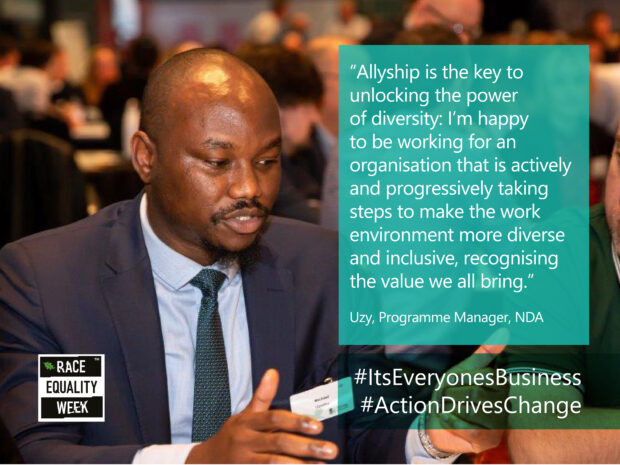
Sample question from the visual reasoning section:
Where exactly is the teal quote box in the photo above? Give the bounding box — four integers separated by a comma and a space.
338, 45, 589, 345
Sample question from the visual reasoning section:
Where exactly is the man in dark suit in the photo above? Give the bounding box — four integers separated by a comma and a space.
0, 49, 500, 463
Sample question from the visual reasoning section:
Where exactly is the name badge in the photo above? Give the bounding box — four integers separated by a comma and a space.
290, 377, 354, 421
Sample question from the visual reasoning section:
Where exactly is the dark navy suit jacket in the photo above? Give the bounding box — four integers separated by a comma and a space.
0, 195, 407, 463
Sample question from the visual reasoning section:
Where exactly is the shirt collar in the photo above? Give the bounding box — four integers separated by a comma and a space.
140, 193, 239, 291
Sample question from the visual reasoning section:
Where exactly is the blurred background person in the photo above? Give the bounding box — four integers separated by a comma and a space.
0, 40, 72, 141
281, 11, 311, 51
403, 0, 483, 44
0, 35, 19, 80
239, 45, 329, 203
0, 40, 54, 117
307, 35, 355, 229
100, 35, 160, 150
81, 45, 120, 109
50, 48, 84, 105
246, 0, 291, 45
0, 36, 22, 137
393, 24, 461, 45
584, 9, 620, 63
326, 0, 371, 42
307, 35, 355, 138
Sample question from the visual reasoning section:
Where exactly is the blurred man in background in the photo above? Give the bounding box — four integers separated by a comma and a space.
239, 45, 331, 203
403, 0, 483, 44
585, 9, 620, 63
247, 0, 291, 45
326, 0, 371, 42
0, 36, 22, 137
100, 36, 160, 150
306, 35, 355, 229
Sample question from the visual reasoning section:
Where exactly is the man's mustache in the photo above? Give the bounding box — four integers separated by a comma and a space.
211, 199, 271, 224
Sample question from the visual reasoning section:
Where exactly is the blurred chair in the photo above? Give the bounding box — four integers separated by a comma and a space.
0, 129, 86, 247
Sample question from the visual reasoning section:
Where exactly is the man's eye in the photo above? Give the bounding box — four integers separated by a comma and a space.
257, 158, 279, 166
205, 159, 229, 167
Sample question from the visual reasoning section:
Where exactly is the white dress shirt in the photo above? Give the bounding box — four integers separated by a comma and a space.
133, 194, 252, 463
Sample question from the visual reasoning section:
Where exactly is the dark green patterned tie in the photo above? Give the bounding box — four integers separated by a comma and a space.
190, 268, 229, 442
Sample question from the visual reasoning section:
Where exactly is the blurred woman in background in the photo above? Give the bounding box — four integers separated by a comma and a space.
82, 45, 120, 108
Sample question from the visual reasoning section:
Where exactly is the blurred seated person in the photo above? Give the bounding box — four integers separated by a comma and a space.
0, 36, 23, 137
281, 12, 311, 51
101, 36, 160, 149
0, 35, 19, 80
48, 48, 91, 132
585, 9, 620, 63
247, 0, 290, 45
49, 49, 84, 105
0, 40, 70, 141
393, 24, 461, 45
326, 0, 372, 42
403, 0, 483, 44
0, 86, 22, 138
81, 45, 119, 108
307, 35, 355, 229
307, 35, 356, 138
502, 123, 620, 462
239, 45, 331, 202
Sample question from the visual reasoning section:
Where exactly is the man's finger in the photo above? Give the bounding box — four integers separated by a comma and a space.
247, 409, 323, 435
474, 343, 507, 355
254, 432, 338, 461
247, 369, 279, 412
254, 453, 323, 464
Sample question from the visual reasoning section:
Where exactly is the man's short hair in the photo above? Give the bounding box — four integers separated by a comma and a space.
393, 25, 461, 45
20, 41, 57, 69
272, 0, 290, 13
237, 45, 323, 108
127, 36, 160, 74
0, 36, 17, 59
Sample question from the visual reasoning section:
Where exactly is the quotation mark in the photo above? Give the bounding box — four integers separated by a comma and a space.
350, 64, 357, 71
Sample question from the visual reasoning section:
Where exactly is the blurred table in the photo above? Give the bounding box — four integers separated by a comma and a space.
70, 121, 112, 150
74, 150, 143, 213
71, 121, 110, 141
74, 149, 123, 172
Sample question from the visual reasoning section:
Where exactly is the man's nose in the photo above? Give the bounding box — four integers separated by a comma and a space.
229, 162, 261, 200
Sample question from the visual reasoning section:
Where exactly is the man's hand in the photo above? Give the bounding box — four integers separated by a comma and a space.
186, 369, 339, 464
426, 343, 507, 454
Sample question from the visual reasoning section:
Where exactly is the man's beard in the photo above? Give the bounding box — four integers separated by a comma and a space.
200, 233, 264, 271
202, 199, 271, 270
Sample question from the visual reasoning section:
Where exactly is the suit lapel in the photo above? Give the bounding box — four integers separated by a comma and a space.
100, 195, 171, 444
242, 246, 296, 408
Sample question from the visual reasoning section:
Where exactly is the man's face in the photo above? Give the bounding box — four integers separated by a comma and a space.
93, 48, 119, 86
147, 71, 282, 256
592, 13, 612, 39
606, 140, 620, 251
340, 1, 355, 22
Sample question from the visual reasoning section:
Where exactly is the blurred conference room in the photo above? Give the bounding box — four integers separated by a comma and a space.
0, 0, 615, 247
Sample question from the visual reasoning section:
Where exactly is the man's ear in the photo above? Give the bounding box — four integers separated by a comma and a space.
131, 130, 157, 184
